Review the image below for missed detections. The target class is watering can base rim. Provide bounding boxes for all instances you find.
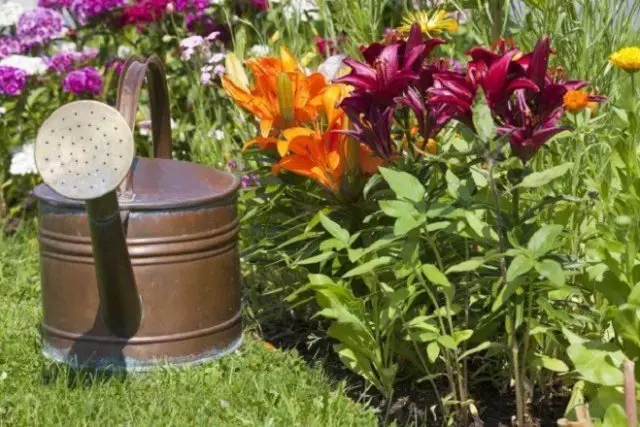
[41,335,243,372]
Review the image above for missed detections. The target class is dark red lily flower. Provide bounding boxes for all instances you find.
[335,23,444,106]
[466,48,539,114]
[400,86,454,142]
[498,106,569,162]
[427,70,476,130]
[341,101,396,160]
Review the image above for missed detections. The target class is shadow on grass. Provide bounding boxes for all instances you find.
[39,306,130,389]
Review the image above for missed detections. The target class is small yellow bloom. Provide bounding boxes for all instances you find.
[563,90,589,113]
[398,10,459,38]
[426,138,437,154]
[610,46,640,73]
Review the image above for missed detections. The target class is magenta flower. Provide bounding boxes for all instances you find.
[106,58,125,74]
[47,49,97,74]
[70,0,125,24]
[240,173,260,188]
[38,0,72,8]
[0,37,23,60]
[314,36,337,58]
[62,66,103,95]
[0,66,28,96]
[121,0,169,25]
[175,0,210,11]
[250,0,269,10]
[17,7,66,49]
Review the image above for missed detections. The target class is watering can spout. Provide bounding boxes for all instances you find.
[86,192,141,337]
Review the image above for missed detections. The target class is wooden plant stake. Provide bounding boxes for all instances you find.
[557,403,593,427]
[624,359,638,427]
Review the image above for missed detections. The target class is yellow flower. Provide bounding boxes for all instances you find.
[397,10,459,38]
[563,90,589,113]
[426,138,437,154]
[610,46,640,73]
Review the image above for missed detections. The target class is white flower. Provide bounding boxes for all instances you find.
[200,72,212,85]
[10,142,37,176]
[213,130,224,141]
[0,55,48,75]
[271,0,319,22]
[181,35,204,49]
[206,31,220,41]
[210,0,224,4]
[318,54,346,81]
[117,45,133,59]
[200,65,213,85]
[0,2,24,27]
[0,106,6,117]
[208,53,225,64]
[248,44,269,57]
[138,119,176,138]
[213,64,225,76]
[180,36,205,60]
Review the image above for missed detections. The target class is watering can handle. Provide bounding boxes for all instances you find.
[115,54,173,199]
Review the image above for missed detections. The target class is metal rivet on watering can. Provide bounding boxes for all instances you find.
[32,55,242,371]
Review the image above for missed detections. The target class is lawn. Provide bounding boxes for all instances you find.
[0,224,376,427]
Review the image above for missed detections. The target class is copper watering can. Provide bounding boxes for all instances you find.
[32,55,242,371]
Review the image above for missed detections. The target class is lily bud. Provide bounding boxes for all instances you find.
[277,72,295,126]
[224,52,249,91]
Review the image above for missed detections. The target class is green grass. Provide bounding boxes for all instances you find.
[0,224,376,427]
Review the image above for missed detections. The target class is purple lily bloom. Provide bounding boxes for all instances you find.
[341,100,396,160]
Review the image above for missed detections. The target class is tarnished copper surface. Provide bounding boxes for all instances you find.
[33,55,242,370]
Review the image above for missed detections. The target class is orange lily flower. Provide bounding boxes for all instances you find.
[222,47,327,138]
[271,82,386,194]
[275,126,345,192]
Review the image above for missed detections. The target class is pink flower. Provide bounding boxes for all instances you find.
[47,49,97,74]
[70,0,125,24]
[38,0,72,8]
[17,7,66,49]
[0,37,23,60]
[174,0,210,11]
[62,66,103,95]
[0,66,28,96]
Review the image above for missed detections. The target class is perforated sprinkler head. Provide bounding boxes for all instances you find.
[35,100,134,201]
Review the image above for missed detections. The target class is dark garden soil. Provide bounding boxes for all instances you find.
[253,306,569,427]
